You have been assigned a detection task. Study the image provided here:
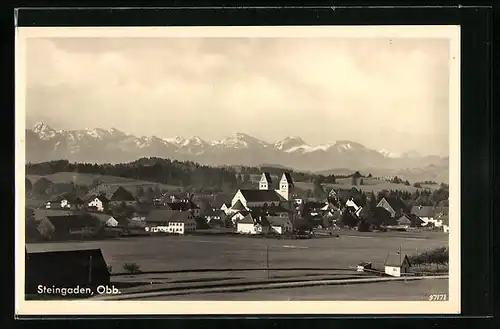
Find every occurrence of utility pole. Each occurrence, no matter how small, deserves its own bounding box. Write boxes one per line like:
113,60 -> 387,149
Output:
266,244 -> 270,280
88,255 -> 93,284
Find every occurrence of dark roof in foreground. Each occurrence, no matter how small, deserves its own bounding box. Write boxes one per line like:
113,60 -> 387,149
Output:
239,189 -> 284,203
45,214 -> 101,230
384,253 -> 410,267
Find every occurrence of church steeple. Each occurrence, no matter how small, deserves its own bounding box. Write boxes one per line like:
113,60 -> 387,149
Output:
259,172 -> 272,190
277,173 -> 294,201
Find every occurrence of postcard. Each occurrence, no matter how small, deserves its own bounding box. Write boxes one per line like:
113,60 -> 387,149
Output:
15,25 -> 460,316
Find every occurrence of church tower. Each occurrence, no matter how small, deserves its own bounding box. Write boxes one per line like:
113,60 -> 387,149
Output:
259,172 -> 272,190
277,173 -> 294,201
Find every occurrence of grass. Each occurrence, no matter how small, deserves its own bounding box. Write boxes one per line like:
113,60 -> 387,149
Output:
151,277 -> 449,301
249,174 -> 438,193
26,172 -> 180,192
26,232 -> 449,275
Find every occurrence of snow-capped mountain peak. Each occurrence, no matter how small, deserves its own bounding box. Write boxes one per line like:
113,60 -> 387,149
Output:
275,136 -> 307,150
32,122 -> 58,140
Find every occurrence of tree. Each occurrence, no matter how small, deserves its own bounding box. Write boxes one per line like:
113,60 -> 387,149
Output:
33,178 -> 53,195
25,178 -> 32,192
413,182 -> 422,188
360,178 -> 364,185
340,209 -> 358,228
123,263 -> 141,274
136,187 -> 145,197
367,173 -> 372,178
243,173 -> 251,184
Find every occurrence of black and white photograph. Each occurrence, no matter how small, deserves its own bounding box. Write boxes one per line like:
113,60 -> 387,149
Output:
15,26 -> 460,315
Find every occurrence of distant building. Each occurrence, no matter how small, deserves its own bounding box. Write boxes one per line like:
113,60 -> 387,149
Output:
231,172 -> 295,209
145,209 -> 196,235
25,248 -> 110,296
109,187 -> 136,207
37,214 -> 102,241
397,214 -> 412,228
441,215 -> 450,233
267,216 -> 293,235
236,214 -> 270,235
377,197 -> 407,218
357,261 -> 372,272
46,194 -> 84,210
384,253 -> 411,277
87,195 -> 109,212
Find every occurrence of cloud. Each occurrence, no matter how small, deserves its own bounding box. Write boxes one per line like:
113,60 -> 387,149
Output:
24,37 -> 450,155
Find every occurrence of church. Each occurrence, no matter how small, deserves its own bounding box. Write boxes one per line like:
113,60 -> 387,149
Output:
229,172 -> 295,211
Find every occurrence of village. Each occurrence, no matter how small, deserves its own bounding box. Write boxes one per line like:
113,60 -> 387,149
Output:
26,171 -> 450,242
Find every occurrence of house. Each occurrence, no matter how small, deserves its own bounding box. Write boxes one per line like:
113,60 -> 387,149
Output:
91,213 -> 119,227
229,211 -> 250,226
87,195 -> 109,212
37,214 -> 102,241
165,211 -> 197,234
26,219 -> 42,242
230,199 -> 249,212
220,203 -> 231,214
165,200 -> 201,217
25,248 -> 110,295
357,261 -> 372,272
410,206 -> 435,225
397,214 -> 412,228
377,197 -> 407,218
109,186 -> 136,206
441,215 -> 450,233
267,216 -> 293,234
145,209 -> 196,234
45,194 -> 85,210
33,209 -> 75,222
384,253 -> 411,277
205,209 -> 226,224
236,214 -> 270,235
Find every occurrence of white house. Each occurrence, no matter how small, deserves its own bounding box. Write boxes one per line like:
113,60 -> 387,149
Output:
236,214 -> 269,235
384,253 -> 411,277
267,216 -> 293,235
220,203 -> 231,214
145,209 -> 196,234
230,211 -> 248,225
357,262 -> 372,272
87,195 -> 109,212
46,195 -> 84,210
91,213 -> 119,227
441,215 -> 449,233
410,206 -> 435,226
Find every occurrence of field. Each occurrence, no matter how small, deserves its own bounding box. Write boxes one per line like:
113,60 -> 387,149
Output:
26,231 -> 449,274
139,277 -> 449,301
26,172 -> 180,191
249,174 -> 438,194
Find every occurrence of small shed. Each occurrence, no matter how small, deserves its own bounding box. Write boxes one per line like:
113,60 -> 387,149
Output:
357,261 -> 372,272
384,253 -> 411,277
25,248 -> 110,296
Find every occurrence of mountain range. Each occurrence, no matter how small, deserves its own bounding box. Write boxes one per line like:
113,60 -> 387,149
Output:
25,123 -> 449,182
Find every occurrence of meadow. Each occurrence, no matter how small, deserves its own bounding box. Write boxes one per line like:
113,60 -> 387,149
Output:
249,174 -> 439,194
26,172 -> 180,193
26,231 -> 449,275
141,277 -> 449,301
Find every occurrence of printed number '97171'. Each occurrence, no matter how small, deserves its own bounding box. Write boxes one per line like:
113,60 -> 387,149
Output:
429,294 -> 447,301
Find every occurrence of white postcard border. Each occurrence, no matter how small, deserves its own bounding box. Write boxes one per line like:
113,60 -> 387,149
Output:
15,25 -> 461,316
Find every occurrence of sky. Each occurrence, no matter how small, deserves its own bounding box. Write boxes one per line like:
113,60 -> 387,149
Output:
24,36 -> 450,156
